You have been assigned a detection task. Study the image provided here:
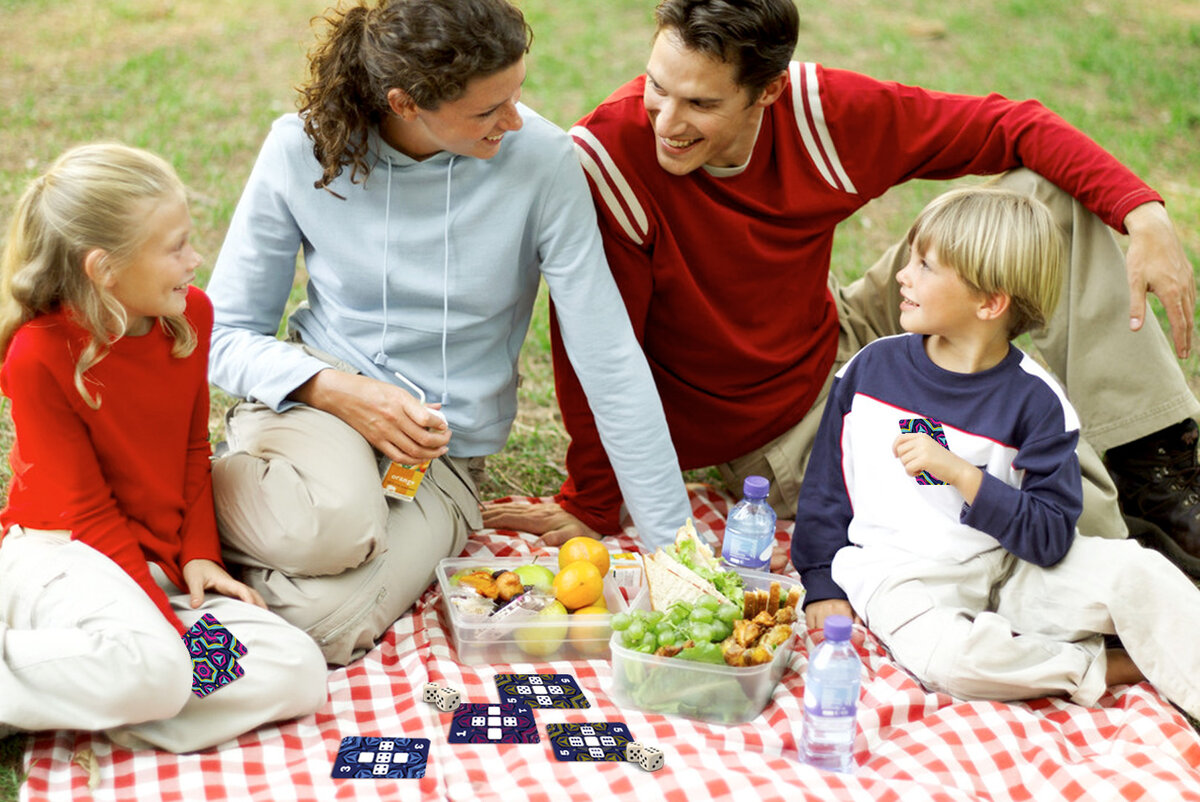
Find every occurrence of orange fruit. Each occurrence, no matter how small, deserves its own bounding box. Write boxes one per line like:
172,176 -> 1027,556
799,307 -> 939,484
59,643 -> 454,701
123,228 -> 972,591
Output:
553,560 -> 604,610
569,605 -> 611,656
558,536 -> 611,577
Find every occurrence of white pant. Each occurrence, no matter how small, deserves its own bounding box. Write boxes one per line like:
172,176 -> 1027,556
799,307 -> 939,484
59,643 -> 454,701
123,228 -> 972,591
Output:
865,537 -> 1200,718
0,528 -> 328,753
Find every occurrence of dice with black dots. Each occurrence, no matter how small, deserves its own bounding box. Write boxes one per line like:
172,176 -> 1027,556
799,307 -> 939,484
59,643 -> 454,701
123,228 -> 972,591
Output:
625,741 -> 664,771
421,681 -> 462,712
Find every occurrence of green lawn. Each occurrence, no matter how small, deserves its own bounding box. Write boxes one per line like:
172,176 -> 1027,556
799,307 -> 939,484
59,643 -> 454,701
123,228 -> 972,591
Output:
2,0 -> 1199,797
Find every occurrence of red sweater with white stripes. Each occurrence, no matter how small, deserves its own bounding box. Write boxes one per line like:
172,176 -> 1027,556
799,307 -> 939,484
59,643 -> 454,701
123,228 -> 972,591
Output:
554,62 -> 1161,534
0,287 -> 222,634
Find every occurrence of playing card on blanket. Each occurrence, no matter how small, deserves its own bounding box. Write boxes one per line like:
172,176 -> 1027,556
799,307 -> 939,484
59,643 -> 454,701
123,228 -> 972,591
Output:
447,703 -> 539,744
545,722 -> 634,762
331,737 -> 429,779
494,673 -> 589,708
182,613 -> 248,698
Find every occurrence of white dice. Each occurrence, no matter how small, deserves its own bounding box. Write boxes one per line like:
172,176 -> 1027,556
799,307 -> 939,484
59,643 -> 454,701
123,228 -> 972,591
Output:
422,682 -> 442,704
434,686 -> 461,712
638,744 -> 664,772
625,741 -> 664,771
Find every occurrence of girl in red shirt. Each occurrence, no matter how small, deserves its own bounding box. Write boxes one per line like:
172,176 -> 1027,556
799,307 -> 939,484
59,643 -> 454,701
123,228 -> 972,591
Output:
0,144 -> 325,752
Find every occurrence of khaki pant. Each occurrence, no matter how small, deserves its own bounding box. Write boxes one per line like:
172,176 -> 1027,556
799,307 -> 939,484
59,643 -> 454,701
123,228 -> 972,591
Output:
862,537 -> 1200,719
722,169 -> 1200,538
0,528 -> 327,752
212,347 -> 481,666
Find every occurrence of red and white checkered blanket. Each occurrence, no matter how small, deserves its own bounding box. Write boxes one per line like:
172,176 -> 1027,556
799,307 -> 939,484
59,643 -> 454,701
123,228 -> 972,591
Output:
19,486 -> 1200,801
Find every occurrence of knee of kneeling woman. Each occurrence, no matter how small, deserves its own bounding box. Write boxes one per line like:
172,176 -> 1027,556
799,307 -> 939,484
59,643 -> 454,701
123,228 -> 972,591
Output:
214,452 -> 388,575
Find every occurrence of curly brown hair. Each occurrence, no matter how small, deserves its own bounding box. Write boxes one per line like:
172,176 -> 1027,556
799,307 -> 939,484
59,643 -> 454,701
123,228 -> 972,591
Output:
299,0 -> 531,190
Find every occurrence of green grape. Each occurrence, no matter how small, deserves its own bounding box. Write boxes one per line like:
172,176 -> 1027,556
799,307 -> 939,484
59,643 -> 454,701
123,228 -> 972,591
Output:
689,622 -> 716,643
688,606 -> 714,624
696,595 -> 722,612
667,602 -> 691,624
712,620 -> 733,642
654,619 -> 676,636
636,643 -> 656,655
620,628 -> 641,648
645,610 -> 666,626
610,612 -> 632,632
639,631 -> 659,652
716,603 -> 740,624
625,620 -> 646,643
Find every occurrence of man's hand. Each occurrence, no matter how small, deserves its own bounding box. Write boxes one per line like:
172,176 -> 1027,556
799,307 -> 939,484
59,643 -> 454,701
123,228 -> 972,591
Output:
481,501 -> 601,546
183,559 -> 267,609
291,369 -> 450,464
805,598 -> 857,632
893,433 -> 982,504
1124,201 -> 1195,359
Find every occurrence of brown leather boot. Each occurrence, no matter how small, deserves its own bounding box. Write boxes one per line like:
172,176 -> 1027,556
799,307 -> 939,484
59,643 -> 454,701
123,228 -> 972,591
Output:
1106,418 -> 1200,574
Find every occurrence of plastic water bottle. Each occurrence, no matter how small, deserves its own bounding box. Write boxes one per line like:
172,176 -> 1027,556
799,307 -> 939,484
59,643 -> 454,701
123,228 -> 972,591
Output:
800,614 -> 861,773
720,475 -> 776,571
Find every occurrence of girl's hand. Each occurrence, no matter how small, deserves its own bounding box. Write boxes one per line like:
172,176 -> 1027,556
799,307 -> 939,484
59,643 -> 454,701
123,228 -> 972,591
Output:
183,558 -> 267,609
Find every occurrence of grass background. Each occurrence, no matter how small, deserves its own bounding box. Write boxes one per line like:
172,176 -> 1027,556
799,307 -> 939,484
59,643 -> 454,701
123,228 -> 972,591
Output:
1,0 -> 1198,796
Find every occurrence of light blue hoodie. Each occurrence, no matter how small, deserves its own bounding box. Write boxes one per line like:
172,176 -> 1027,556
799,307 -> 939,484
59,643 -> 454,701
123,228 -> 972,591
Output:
207,108 -> 690,547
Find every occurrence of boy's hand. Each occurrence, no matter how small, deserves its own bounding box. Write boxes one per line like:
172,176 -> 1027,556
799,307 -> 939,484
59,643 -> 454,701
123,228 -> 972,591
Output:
893,433 -> 983,503
805,598 -> 857,632
183,559 -> 267,610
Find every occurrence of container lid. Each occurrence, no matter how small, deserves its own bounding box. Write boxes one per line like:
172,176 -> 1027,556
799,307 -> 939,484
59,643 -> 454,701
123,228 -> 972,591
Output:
823,614 -> 852,641
743,475 -> 770,499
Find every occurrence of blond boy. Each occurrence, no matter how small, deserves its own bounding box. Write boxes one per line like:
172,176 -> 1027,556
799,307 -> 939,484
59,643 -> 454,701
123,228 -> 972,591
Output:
792,187 -> 1200,716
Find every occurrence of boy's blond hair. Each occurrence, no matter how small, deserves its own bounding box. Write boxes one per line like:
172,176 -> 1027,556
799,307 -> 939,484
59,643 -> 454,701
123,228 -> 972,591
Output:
906,186 -> 1064,338
0,143 -> 196,409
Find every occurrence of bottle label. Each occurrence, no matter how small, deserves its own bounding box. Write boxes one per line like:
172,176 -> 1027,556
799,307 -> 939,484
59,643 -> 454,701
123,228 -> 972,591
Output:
803,682 -> 857,717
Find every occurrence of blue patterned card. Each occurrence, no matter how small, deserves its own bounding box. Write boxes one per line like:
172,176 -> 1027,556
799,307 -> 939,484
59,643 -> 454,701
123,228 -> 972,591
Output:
332,737 -> 429,779
447,703 -> 539,744
494,673 -> 589,709
183,613 -> 247,698
546,722 -> 633,762
898,418 -> 950,485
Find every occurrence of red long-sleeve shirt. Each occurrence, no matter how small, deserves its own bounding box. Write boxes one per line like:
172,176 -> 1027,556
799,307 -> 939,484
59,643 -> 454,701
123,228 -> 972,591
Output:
556,62 -> 1161,534
0,287 -> 222,634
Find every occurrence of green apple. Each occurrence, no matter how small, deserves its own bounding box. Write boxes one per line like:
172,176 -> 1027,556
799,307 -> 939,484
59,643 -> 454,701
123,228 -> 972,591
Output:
514,600 -> 568,657
512,563 -> 556,595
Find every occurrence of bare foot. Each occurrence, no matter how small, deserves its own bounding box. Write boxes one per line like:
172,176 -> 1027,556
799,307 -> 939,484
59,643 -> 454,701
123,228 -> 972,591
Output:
1105,648 -> 1146,686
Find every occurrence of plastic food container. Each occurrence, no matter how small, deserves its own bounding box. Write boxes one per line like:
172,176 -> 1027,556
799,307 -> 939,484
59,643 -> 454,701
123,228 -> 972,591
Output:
608,569 -> 802,724
436,556 -> 639,665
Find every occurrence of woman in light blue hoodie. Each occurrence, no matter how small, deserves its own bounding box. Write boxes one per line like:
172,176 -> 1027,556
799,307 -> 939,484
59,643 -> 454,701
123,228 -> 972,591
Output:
205,0 -> 691,664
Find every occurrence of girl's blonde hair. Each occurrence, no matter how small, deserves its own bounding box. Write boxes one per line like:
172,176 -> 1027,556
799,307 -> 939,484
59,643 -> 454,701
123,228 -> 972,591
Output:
907,186 -> 1065,337
0,143 -> 197,408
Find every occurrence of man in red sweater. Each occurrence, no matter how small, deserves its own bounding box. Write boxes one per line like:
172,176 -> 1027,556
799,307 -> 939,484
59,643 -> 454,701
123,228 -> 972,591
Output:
484,0 -> 1200,573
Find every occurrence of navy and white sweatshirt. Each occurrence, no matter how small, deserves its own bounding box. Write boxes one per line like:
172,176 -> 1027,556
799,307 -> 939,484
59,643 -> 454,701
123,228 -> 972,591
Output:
792,334 -> 1084,618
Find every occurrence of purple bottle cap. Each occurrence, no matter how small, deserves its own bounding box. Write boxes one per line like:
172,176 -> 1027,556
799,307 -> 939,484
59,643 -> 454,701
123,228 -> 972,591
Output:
743,475 -> 769,499
824,614 -> 853,642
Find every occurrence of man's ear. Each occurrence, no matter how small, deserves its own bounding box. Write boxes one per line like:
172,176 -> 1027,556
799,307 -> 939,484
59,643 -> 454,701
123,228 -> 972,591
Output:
977,290 -> 1011,321
82,249 -> 115,288
386,87 -> 419,121
753,70 -> 789,108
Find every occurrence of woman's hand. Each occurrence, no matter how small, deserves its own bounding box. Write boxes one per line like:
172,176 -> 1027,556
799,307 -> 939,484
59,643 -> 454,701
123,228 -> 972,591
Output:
183,559 -> 267,609
291,369 -> 450,464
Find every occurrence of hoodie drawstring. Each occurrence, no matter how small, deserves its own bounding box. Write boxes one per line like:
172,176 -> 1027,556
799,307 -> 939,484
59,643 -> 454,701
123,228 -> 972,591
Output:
373,166 -> 393,367
439,156 -> 455,408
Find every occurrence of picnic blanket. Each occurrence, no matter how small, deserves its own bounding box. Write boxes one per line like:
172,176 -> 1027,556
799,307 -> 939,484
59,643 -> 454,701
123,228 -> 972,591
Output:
18,485 -> 1200,801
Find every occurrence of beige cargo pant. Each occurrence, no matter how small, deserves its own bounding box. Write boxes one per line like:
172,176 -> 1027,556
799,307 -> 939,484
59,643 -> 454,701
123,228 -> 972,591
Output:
0,528 -> 327,752
211,347 -> 482,666
861,536 -> 1200,719
723,169 -> 1200,539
